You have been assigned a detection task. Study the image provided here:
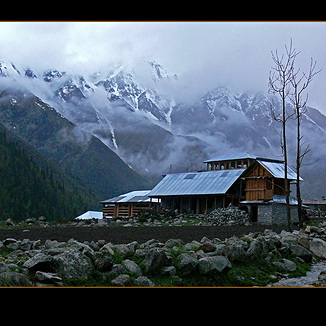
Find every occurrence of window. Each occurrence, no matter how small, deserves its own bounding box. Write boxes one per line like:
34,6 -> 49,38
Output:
184,174 -> 196,179
266,178 -> 273,190
231,161 -> 235,169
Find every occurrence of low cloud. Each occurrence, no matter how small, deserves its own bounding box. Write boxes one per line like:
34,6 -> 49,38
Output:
0,22 -> 326,112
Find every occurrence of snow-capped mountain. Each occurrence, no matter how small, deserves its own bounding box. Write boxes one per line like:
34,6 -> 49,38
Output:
1,58 -> 326,198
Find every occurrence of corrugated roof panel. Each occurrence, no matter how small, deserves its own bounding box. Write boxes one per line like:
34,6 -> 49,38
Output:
148,169 -> 245,197
257,160 -> 301,180
101,190 -> 156,203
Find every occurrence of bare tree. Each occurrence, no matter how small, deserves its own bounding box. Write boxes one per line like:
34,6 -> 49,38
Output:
269,40 -> 298,231
290,57 -> 321,227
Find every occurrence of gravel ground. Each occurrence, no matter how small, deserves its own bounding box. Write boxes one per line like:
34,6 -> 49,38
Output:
0,224 -> 292,244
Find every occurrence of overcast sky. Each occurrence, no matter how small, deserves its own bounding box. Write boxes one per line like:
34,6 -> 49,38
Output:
0,21 -> 326,112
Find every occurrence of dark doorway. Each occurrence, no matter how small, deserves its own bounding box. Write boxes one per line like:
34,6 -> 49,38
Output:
251,205 -> 258,223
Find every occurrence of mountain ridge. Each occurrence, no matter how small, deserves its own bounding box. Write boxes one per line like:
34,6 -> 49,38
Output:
0,59 -> 326,198
0,83 -> 150,201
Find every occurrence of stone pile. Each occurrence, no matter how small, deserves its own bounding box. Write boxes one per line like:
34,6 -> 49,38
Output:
204,206 -> 251,226
306,208 -> 326,219
105,205 -> 251,227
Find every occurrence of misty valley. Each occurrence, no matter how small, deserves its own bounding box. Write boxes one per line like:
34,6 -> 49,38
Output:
0,59 -> 326,221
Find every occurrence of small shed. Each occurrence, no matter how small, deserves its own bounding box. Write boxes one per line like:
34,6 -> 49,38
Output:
101,190 -> 159,218
76,211 -> 103,220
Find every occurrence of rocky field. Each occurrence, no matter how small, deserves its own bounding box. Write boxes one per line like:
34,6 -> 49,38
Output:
1,220 -> 326,287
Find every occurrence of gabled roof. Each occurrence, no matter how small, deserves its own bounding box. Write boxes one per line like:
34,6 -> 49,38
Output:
148,169 -> 245,197
101,190 -> 159,204
256,159 -> 301,181
204,152 -> 257,163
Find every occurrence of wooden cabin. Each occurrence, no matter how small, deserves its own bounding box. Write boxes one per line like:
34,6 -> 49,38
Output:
240,158 -> 300,224
241,158 -> 298,201
101,190 -> 159,219
102,154 -> 301,225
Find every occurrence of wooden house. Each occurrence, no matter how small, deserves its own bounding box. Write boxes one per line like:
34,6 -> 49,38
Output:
240,158 -> 300,224
101,190 -> 159,219
101,153 -> 301,225
242,158 -> 295,202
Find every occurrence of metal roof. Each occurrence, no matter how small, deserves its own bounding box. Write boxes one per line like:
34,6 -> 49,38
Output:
148,169 -> 245,197
257,159 -> 301,180
204,153 -> 257,163
101,190 -> 159,203
75,211 -> 103,220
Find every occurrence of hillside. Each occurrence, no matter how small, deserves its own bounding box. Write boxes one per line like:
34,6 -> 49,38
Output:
0,124 -> 99,221
0,86 -> 150,200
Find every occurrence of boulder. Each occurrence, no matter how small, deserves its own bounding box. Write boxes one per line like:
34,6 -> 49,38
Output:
228,243 -> 247,263
100,243 -> 115,256
298,233 -> 310,250
177,253 -> 198,275
160,266 -> 176,276
246,237 -> 268,260
23,252 -> 53,271
200,241 -> 216,253
290,245 -> 312,263
0,262 -> 9,273
19,239 -> 32,251
317,270 -> 326,286
107,264 -> 127,278
142,248 -> 173,274
184,240 -> 201,251
280,231 -> 298,247
93,251 -> 113,272
134,276 -> 155,287
6,219 -> 14,226
50,249 -> 94,280
35,271 -> 63,286
310,238 -> 326,259
114,244 -> 134,258
3,238 -> 17,246
111,274 -> 130,286
198,256 -> 232,274
122,259 -> 142,276
165,239 -> 184,249
272,258 -> 297,272
214,244 -> 230,257
0,272 -> 33,287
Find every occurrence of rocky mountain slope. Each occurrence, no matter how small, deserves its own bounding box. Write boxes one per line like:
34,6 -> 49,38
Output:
0,59 -> 325,198
0,83 -> 150,201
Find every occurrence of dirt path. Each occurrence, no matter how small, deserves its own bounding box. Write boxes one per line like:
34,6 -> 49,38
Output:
0,225 -> 291,244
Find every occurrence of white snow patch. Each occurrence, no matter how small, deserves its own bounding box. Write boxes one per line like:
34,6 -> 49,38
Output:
263,136 -> 272,149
